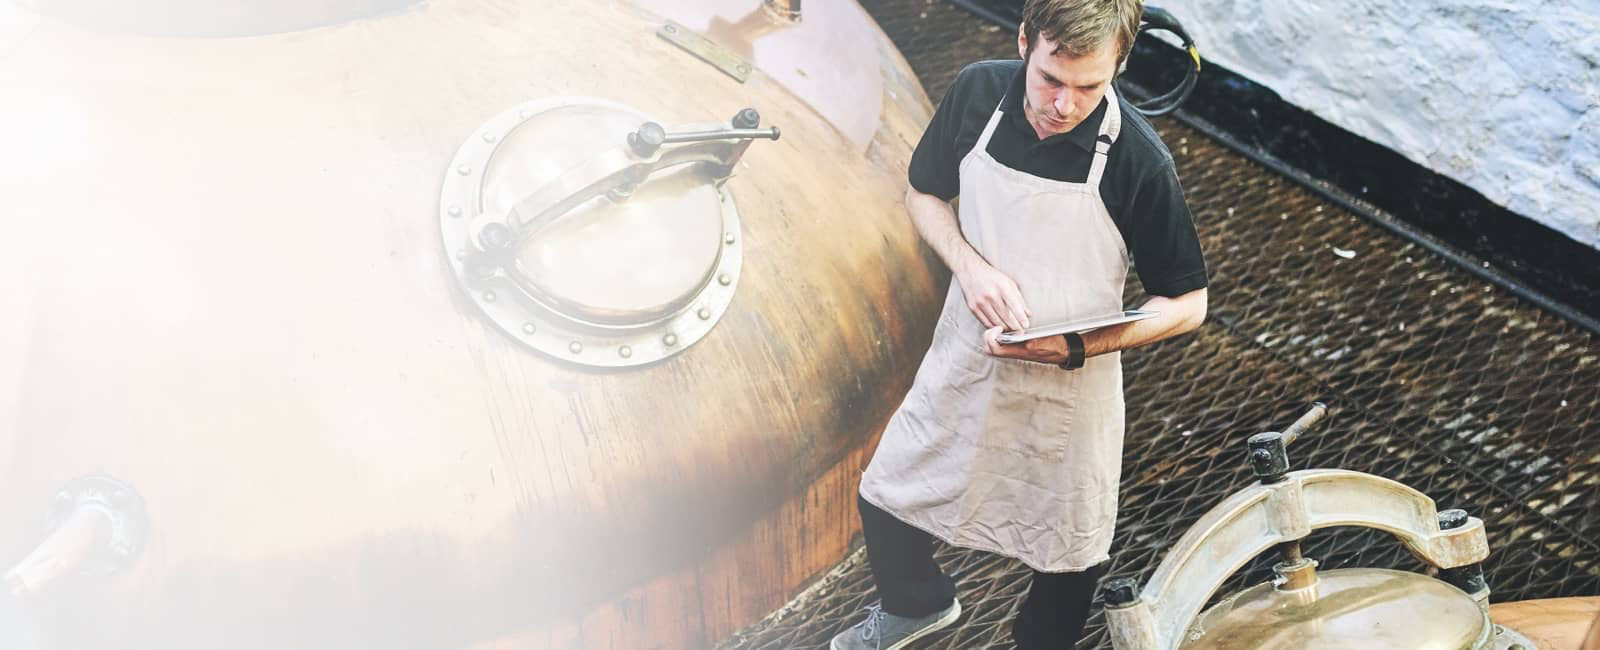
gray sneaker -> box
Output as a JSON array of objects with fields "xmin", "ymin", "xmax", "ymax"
[{"xmin": 829, "ymin": 599, "xmax": 961, "ymax": 650}]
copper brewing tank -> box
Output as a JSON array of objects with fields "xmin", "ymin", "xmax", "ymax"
[{"xmin": 0, "ymin": 0, "xmax": 942, "ymax": 647}]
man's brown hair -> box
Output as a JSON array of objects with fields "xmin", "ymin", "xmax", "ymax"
[{"xmin": 1021, "ymin": 0, "xmax": 1144, "ymax": 65}]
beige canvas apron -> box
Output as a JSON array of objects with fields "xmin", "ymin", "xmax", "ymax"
[{"xmin": 860, "ymin": 90, "xmax": 1128, "ymax": 572}]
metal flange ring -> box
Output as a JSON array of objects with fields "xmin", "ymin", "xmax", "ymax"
[{"xmin": 440, "ymin": 97, "xmax": 747, "ymax": 368}]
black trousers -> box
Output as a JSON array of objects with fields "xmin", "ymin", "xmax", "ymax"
[{"xmin": 858, "ymin": 495, "xmax": 1107, "ymax": 649}]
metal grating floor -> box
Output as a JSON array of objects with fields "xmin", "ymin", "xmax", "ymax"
[{"xmin": 720, "ymin": 2, "xmax": 1600, "ymax": 648}]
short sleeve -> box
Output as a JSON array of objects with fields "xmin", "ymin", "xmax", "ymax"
[
  {"xmin": 907, "ymin": 68, "xmax": 974, "ymax": 201},
  {"xmin": 1126, "ymin": 160, "xmax": 1208, "ymax": 297}
]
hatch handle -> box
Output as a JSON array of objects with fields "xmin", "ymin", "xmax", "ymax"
[
  {"xmin": 1281, "ymin": 401, "xmax": 1328, "ymax": 447},
  {"xmin": 468, "ymin": 109, "xmax": 779, "ymax": 261},
  {"xmin": 1246, "ymin": 402, "xmax": 1328, "ymax": 484}
]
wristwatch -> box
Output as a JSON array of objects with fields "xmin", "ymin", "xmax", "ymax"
[{"xmin": 1058, "ymin": 332, "xmax": 1085, "ymax": 370}]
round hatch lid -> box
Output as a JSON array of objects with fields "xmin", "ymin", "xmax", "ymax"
[
  {"xmin": 440, "ymin": 97, "xmax": 754, "ymax": 368},
  {"xmin": 1181, "ymin": 568, "xmax": 1490, "ymax": 650}
]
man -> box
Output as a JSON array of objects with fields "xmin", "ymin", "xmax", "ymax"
[{"xmin": 831, "ymin": 1, "xmax": 1208, "ymax": 648}]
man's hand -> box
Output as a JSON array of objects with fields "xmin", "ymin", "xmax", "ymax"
[
  {"xmin": 982, "ymin": 325, "xmax": 1067, "ymax": 364},
  {"xmin": 957, "ymin": 263, "xmax": 1032, "ymax": 331},
  {"xmin": 903, "ymin": 187, "xmax": 1032, "ymax": 330}
]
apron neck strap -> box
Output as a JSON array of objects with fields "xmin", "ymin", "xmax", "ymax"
[
  {"xmin": 975, "ymin": 97, "xmax": 1007, "ymax": 152},
  {"xmin": 1087, "ymin": 90, "xmax": 1123, "ymax": 186}
]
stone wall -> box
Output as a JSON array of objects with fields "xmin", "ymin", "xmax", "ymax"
[{"xmin": 1158, "ymin": 0, "xmax": 1600, "ymax": 248}]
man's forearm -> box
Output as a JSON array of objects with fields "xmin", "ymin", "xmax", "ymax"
[
  {"xmin": 1081, "ymin": 288, "xmax": 1208, "ymax": 357},
  {"xmin": 982, "ymin": 287, "xmax": 1208, "ymax": 364},
  {"xmin": 905, "ymin": 187, "xmax": 983, "ymax": 275}
]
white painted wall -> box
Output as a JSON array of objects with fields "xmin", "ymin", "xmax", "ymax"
[{"xmin": 1157, "ymin": 0, "xmax": 1600, "ymax": 248}]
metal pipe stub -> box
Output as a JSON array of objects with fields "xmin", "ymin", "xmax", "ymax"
[
  {"xmin": 1273, "ymin": 557, "xmax": 1320, "ymax": 593},
  {"xmin": 762, "ymin": 0, "xmax": 801, "ymax": 22},
  {"xmin": 4, "ymin": 475, "xmax": 148, "ymax": 596}
]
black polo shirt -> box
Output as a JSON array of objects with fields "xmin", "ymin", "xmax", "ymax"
[{"xmin": 908, "ymin": 60, "xmax": 1208, "ymax": 298}]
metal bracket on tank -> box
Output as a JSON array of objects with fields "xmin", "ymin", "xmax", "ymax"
[
  {"xmin": 1491, "ymin": 623, "xmax": 1540, "ymax": 650},
  {"xmin": 657, "ymin": 21, "xmax": 753, "ymax": 83}
]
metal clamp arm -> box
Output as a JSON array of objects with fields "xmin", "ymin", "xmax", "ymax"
[
  {"xmin": 470, "ymin": 111, "xmax": 780, "ymax": 253},
  {"xmin": 1105, "ymin": 469, "xmax": 1489, "ymax": 650}
]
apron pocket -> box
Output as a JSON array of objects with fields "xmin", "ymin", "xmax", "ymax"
[{"xmin": 979, "ymin": 358, "xmax": 1079, "ymax": 462}]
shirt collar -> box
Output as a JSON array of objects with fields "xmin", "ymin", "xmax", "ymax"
[{"xmin": 1001, "ymin": 62, "xmax": 1106, "ymax": 153}]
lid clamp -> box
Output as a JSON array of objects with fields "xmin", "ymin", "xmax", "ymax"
[{"xmin": 466, "ymin": 109, "xmax": 779, "ymax": 274}]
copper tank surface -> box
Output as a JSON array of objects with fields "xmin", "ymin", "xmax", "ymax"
[
  {"xmin": 0, "ymin": 0, "xmax": 941, "ymax": 647},
  {"xmin": 1489, "ymin": 597, "xmax": 1600, "ymax": 650}
]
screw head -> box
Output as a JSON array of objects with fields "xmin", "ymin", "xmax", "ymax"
[
  {"xmin": 732, "ymin": 108, "xmax": 760, "ymax": 128},
  {"xmin": 724, "ymin": 232, "xmax": 736, "ymax": 245},
  {"xmin": 456, "ymin": 164, "xmax": 472, "ymax": 176},
  {"xmin": 481, "ymin": 132, "xmax": 497, "ymax": 143},
  {"xmin": 482, "ymin": 291, "xmax": 496, "ymax": 303},
  {"xmin": 479, "ymin": 222, "xmax": 513, "ymax": 249},
  {"xmin": 629, "ymin": 122, "xmax": 667, "ymax": 156},
  {"xmin": 663, "ymin": 333, "xmax": 678, "ymax": 346},
  {"xmin": 447, "ymin": 205, "xmax": 462, "ymax": 218},
  {"xmin": 522, "ymin": 322, "xmax": 536, "ymax": 335},
  {"xmin": 697, "ymin": 308, "xmax": 712, "ymax": 320},
  {"xmin": 618, "ymin": 346, "xmax": 633, "ymax": 359},
  {"xmin": 1103, "ymin": 578, "xmax": 1140, "ymax": 606},
  {"xmin": 568, "ymin": 341, "xmax": 583, "ymax": 354},
  {"xmin": 717, "ymin": 273, "xmax": 731, "ymax": 286},
  {"xmin": 1438, "ymin": 508, "xmax": 1470, "ymax": 530}
]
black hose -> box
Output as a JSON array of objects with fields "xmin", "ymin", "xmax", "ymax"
[
  {"xmin": 944, "ymin": 0, "xmax": 1019, "ymax": 31},
  {"xmin": 1119, "ymin": 6, "xmax": 1202, "ymax": 116}
]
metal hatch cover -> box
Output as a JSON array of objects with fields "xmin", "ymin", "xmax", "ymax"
[
  {"xmin": 440, "ymin": 97, "xmax": 775, "ymax": 368},
  {"xmin": 1181, "ymin": 568, "xmax": 1489, "ymax": 650}
]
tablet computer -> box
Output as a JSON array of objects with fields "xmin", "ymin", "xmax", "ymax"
[{"xmin": 995, "ymin": 310, "xmax": 1159, "ymax": 344}]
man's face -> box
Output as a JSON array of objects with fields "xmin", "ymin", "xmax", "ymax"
[{"xmin": 1016, "ymin": 31, "xmax": 1119, "ymax": 138}]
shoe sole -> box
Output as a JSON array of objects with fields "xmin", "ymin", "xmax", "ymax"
[{"xmin": 830, "ymin": 599, "xmax": 962, "ymax": 650}]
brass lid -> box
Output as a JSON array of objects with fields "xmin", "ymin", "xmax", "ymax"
[
  {"xmin": 483, "ymin": 104, "xmax": 724, "ymax": 325},
  {"xmin": 440, "ymin": 97, "xmax": 745, "ymax": 367},
  {"xmin": 1181, "ymin": 568, "xmax": 1490, "ymax": 650}
]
